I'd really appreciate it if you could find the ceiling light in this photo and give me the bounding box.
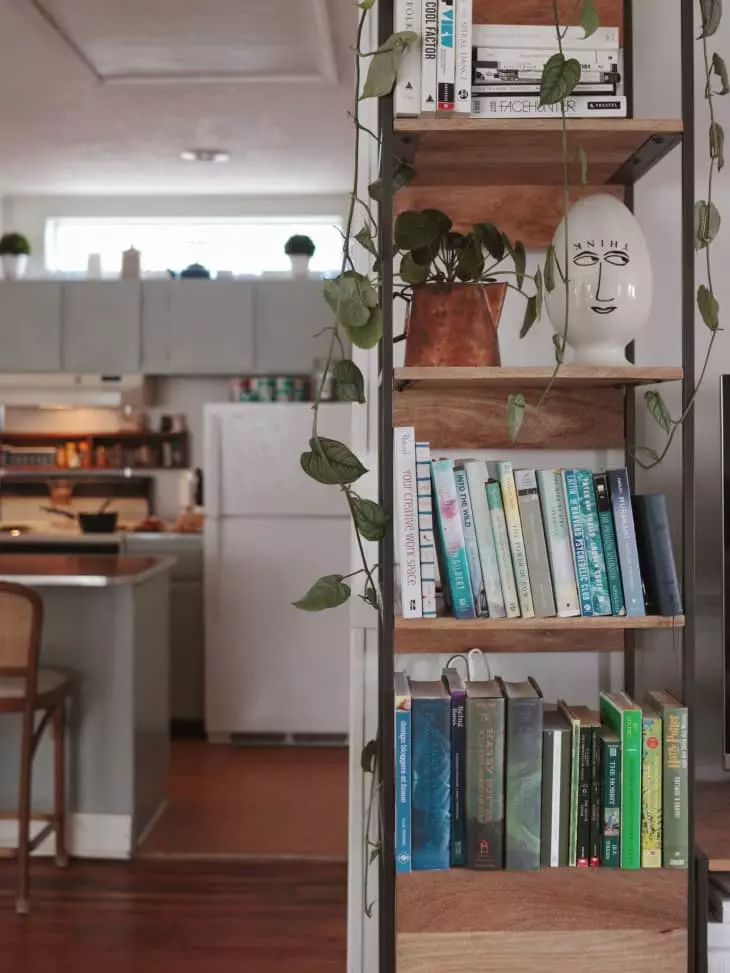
[180,148,230,163]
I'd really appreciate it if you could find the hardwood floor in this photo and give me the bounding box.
[0,859,347,972]
[139,741,349,859]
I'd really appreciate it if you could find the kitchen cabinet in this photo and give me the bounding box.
[62,281,142,373]
[254,279,333,374]
[0,282,62,371]
[142,280,254,375]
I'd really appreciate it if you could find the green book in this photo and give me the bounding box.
[588,720,601,867]
[465,680,505,869]
[557,700,582,867]
[501,678,543,870]
[600,729,620,868]
[599,691,642,869]
[641,706,663,868]
[593,473,626,616]
[645,690,689,869]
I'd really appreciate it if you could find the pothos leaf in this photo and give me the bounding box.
[361,738,378,773]
[540,53,582,105]
[359,0,376,8]
[545,244,557,293]
[368,159,415,203]
[698,283,720,331]
[711,121,726,171]
[354,225,378,258]
[711,52,730,94]
[293,574,351,611]
[552,333,565,364]
[580,0,600,38]
[332,359,366,403]
[506,393,527,443]
[474,222,505,261]
[644,390,674,435]
[519,294,538,338]
[577,144,589,186]
[534,265,543,320]
[360,31,418,100]
[351,496,390,541]
[700,0,722,37]
[344,306,383,350]
[509,239,527,290]
[361,582,379,609]
[301,437,368,485]
[323,275,371,329]
[695,200,722,248]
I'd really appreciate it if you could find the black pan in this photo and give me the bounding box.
[42,506,119,534]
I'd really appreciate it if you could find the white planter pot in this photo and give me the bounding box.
[2,254,28,280]
[544,194,653,365]
[288,254,311,278]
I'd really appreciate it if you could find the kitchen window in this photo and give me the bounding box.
[44,217,344,276]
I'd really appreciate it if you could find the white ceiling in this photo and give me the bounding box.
[0,0,356,194]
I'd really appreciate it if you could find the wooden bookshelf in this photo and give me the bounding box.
[394,366,684,391]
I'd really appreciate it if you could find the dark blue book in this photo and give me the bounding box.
[606,468,646,617]
[632,494,683,616]
[442,667,467,866]
[394,671,412,873]
[411,680,451,870]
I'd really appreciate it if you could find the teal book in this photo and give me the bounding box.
[562,469,594,616]
[411,681,451,870]
[600,729,620,868]
[594,473,626,616]
[431,459,475,619]
[600,691,642,869]
[501,678,543,870]
[574,469,611,616]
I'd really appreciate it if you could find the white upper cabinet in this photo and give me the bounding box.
[142,280,255,375]
[254,279,332,374]
[62,281,142,373]
[0,282,63,372]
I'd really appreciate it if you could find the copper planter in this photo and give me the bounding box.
[404,283,507,367]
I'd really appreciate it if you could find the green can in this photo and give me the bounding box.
[275,376,293,402]
[252,377,275,402]
[293,377,309,402]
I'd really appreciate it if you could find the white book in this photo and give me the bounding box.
[394,427,422,618]
[437,0,455,110]
[415,441,437,618]
[454,0,472,113]
[395,0,422,116]
[476,69,618,85]
[491,461,534,618]
[536,470,581,618]
[474,47,620,73]
[472,24,620,51]
[421,0,439,111]
[474,82,617,97]
[463,459,505,618]
[472,93,627,118]
[454,464,488,616]
[485,479,520,618]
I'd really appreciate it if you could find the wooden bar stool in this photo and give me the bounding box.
[0,581,72,914]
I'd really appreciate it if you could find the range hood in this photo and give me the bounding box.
[0,374,152,409]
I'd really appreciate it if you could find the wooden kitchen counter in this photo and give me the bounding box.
[0,553,175,586]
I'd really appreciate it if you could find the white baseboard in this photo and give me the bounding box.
[0,813,132,860]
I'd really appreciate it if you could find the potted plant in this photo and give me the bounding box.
[284,234,316,277]
[0,233,31,280]
[395,209,539,366]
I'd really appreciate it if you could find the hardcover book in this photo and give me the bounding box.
[645,690,689,868]
[486,479,520,618]
[600,691,642,869]
[431,459,475,619]
[454,464,489,616]
[563,469,594,616]
[411,680,451,870]
[514,468,556,618]
[471,23,621,49]
[600,729,621,868]
[463,460,505,618]
[415,442,438,618]
[536,469,580,618]
[557,700,582,867]
[607,468,646,617]
[465,680,505,869]
[454,0,472,113]
[394,0,422,116]
[502,678,544,869]
[493,461,534,618]
[641,705,663,868]
[541,706,572,867]
[589,718,601,867]
[471,94,627,118]
[421,0,439,111]
[437,0,456,110]
[394,427,422,618]
[394,672,412,873]
[574,469,612,616]
[473,46,620,74]
[559,704,599,866]
[443,667,467,866]
[633,494,683,616]
[594,473,626,616]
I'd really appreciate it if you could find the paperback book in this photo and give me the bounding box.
[454,0,472,113]
[640,705,663,868]
[600,729,621,868]
[645,690,689,868]
[443,667,467,866]
[463,460,505,618]
[454,464,488,616]
[415,442,438,618]
[541,706,571,867]
[394,672,412,873]
[536,469,580,618]
[437,0,456,110]
[394,427,422,618]
[432,459,475,619]
[394,0,421,115]
[493,461,534,618]
[421,0,439,111]
[411,680,451,870]
[600,691,642,869]
[471,94,627,118]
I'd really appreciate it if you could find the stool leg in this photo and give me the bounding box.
[16,709,33,915]
[53,703,68,868]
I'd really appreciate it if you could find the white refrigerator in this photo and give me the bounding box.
[203,402,352,738]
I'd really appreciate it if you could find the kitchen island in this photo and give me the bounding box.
[0,555,173,859]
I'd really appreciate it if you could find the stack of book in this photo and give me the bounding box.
[394,428,683,621]
[394,3,625,118]
[395,674,689,872]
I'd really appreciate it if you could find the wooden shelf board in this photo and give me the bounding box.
[395,615,684,654]
[395,118,683,187]
[395,365,683,391]
[1,431,187,442]
[696,782,730,871]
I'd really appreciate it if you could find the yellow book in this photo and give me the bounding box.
[493,461,534,618]
[641,705,662,868]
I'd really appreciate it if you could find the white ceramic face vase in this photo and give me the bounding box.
[544,194,653,365]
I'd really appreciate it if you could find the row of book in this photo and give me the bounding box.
[394,5,627,118]
[394,427,682,620]
[395,671,689,872]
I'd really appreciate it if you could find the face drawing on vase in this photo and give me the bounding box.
[571,239,632,318]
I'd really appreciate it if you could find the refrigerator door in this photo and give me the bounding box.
[204,403,353,518]
[205,515,351,735]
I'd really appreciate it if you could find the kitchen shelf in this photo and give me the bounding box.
[0,431,188,442]
[394,118,683,187]
[0,466,188,474]
[395,615,685,654]
[394,366,684,391]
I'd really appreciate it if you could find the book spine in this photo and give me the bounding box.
[575,469,612,617]
[476,66,618,84]
[641,712,663,868]
[474,47,620,72]
[505,697,543,869]
[536,470,580,618]
[474,84,618,97]
[437,0,456,111]
[662,704,689,868]
[576,725,592,866]
[621,711,643,870]
[600,736,621,868]
[558,704,581,868]
[588,725,601,867]
[540,728,557,867]
[454,0,472,113]
[607,469,646,617]
[471,24,620,49]
[466,697,505,869]
[514,469,556,618]
[450,688,467,866]
[633,495,683,616]
[395,694,412,873]
[415,443,437,618]
[431,460,475,619]
[594,473,626,616]
[496,461,534,618]
[454,466,488,616]
[421,0,439,111]
[563,470,594,616]
[394,0,422,115]
[471,94,627,118]
[464,462,506,618]
[394,427,422,618]
[412,696,451,870]
[486,480,520,618]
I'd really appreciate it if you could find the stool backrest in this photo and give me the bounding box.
[0,583,43,686]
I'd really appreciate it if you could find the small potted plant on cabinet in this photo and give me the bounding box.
[284,234,316,277]
[0,233,31,280]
